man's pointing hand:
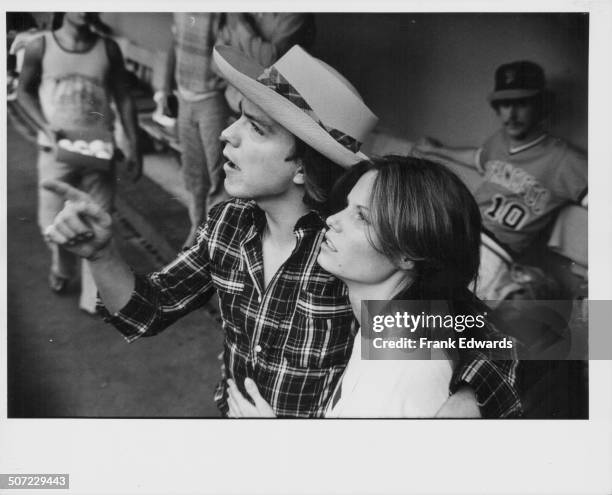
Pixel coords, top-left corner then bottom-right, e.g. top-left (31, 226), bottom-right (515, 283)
top-left (42, 179), bottom-right (114, 260)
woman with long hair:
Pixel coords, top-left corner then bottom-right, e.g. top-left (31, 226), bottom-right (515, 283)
top-left (227, 155), bottom-right (506, 417)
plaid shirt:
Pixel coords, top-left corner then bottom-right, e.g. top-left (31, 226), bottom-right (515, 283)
top-left (173, 13), bottom-right (226, 96)
top-left (101, 200), bottom-right (522, 418)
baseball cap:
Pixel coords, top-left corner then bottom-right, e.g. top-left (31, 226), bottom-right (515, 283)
top-left (488, 60), bottom-right (546, 103)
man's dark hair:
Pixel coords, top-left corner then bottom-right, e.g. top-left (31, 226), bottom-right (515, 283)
top-left (285, 138), bottom-right (345, 214)
top-left (51, 12), bottom-right (65, 30)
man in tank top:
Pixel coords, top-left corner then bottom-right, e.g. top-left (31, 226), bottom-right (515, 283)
top-left (17, 12), bottom-right (141, 311)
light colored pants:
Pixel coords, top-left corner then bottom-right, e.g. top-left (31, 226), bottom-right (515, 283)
top-left (37, 148), bottom-right (114, 309)
top-left (177, 93), bottom-right (230, 246)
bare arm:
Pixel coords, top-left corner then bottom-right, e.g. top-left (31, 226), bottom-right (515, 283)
top-left (220, 13), bottom-right (314, 66)
top-left (88, 243), bottom-right (136, 314)
top-left (412, 137), bottom-right (482, 173)
top-left (17, 35), bottom-right (55, 143)
top-left (105, 37), bottom-right (142, 181)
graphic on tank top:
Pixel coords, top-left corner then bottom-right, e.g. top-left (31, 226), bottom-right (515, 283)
top-left (38, 33), bottom-right (114, 138)
top-left (40, 73), bottom-right (113, 132)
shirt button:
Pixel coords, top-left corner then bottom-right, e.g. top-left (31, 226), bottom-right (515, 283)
top-left (254, 345), bottom-right (262, 354)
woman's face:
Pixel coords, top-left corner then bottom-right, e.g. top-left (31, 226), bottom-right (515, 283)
top-left (318, 170), bottom-right (403, 285)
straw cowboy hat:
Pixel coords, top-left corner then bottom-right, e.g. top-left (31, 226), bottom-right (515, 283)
top-left (213, 45), bottom-right (378, 168)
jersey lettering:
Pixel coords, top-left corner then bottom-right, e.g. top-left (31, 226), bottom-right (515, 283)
top-left (503, 204), bottom-right (527, 228)
top-left (485, 194), bottom-right (529, 230)
top-left (483, 160), bottom-right (551, 214)
top-left (485, 194), bottom-right (505, 221)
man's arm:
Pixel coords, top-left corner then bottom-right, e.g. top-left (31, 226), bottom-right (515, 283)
top-left (448, 357), bottom-right (522, 418)
top-left (412, 137), bottom-right (483, 173)
top-left (556, 147), bottom-right (588, 210)
top-left (219, 13), bottom-right (314, 67)
top-left (90, 243), bottom-right (137, 313)
top-left (105, 37), bottom-right (142, 181)
top-left (42, 180), bottom-right (216, 340)
top-left (17, 35), bottom-right (56, 144)
top-left (42, 180), bottom-right (135, 313)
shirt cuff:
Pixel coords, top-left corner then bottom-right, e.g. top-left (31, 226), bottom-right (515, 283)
top-left (450, 358), bottom-right (523, 418)
top-left (97, 274), bottom-right (161, 342)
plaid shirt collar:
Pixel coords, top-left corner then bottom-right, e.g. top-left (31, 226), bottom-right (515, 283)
top-left (242, 200), bottom-right (327, 235)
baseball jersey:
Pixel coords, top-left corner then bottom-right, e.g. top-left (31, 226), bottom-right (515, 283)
top-left (474, 130), bottom-right (587, 255)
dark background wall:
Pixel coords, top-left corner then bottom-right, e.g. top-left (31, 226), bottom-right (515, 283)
top-left (99, 13), bottom-right (588, 150)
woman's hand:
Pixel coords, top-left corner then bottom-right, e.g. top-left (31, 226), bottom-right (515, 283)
top-left (227, 378), bottom-right (276, 418)
top-left (434, 386), bottom-right (481, 418)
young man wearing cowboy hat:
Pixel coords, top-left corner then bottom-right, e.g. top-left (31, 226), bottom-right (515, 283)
top-left (42, 46), bottom-right (521, 418)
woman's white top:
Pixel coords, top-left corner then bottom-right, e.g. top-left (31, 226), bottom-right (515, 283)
top-left (326, 330), bottom-right (453, 418)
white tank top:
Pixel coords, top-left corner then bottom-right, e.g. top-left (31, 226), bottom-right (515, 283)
top-left (38, 31), bottom-right (115, 144)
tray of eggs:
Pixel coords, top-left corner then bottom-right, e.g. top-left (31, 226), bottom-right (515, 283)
top-left (55, 137), bottom-right (115, 171)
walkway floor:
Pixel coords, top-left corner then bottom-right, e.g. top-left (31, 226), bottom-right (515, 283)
top-left (7, 118), bottom-right (224, 418)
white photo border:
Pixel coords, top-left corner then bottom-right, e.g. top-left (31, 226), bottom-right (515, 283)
top-left (1, 1), bottom-right (611, 494)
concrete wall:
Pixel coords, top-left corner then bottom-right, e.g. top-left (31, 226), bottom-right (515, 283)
top-left (101, 12), bottom-right (588, 151)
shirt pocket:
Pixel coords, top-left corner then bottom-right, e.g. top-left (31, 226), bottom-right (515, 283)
top-left (210, 267), bottom-right (246, 337)
top-left (281, 290), bottom-right (354, 370)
